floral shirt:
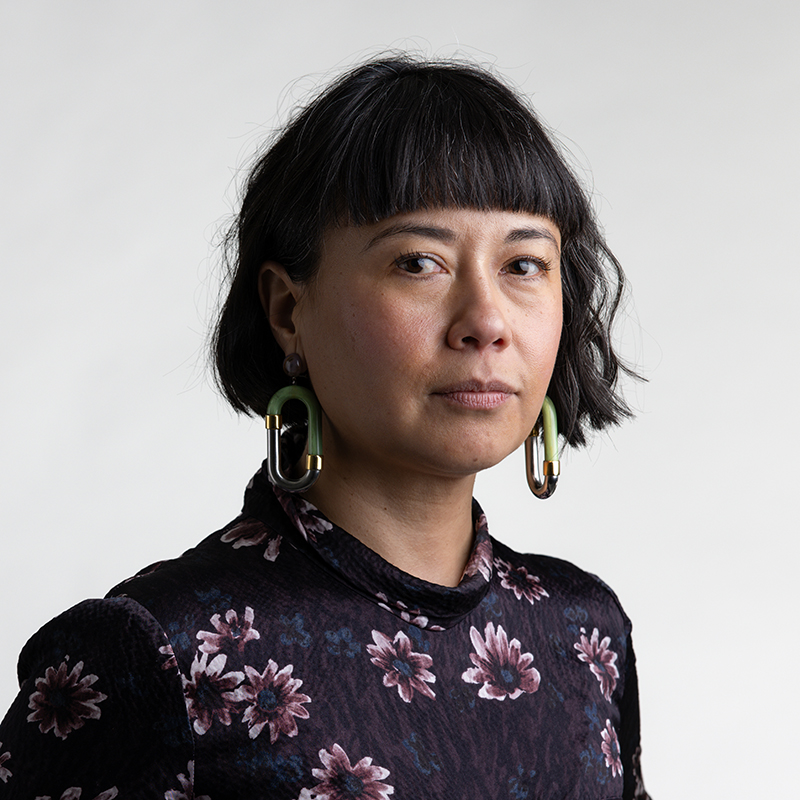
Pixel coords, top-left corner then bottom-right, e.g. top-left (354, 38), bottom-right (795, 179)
top-left (0, 466), bottom-right (650, 799)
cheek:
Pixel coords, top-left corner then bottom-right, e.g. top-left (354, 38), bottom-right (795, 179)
top-left (303, 288), bottom-right (437, 402)
top-left (340, 294), bottom-right (436, 373)
top-left (547, 303), bottom-right (564, 366)
top-left (541, 285), bottom-right (563, 367)
top-left (521, 298), bottom-right (562, 368)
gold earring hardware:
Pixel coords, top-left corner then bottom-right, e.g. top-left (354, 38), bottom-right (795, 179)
top-left (525, 396), bottom-right (560, 499)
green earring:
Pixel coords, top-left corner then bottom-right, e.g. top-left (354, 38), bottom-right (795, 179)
top-left (264, 354), bottom-right (323, 492)
top-left (525, 396), bottom-right (560, 499)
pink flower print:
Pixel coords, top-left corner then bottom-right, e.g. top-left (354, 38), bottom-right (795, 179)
top-left (574, 627), bottom-right (619, 701)
top-left (239, 660), bottom-right (311, 742)
top-left (275, 489), bottom-right (333, 543)
top-left (0, 742), bottom-right (10, 783)
top-left (462, 622), bottom-right (541, 701)
top-left (293, 497), bottom-right (333, 538)
top-left (367, 630), bottom-right (436, 703)
top-left (220, 518), bottom-right (281, 561)
top-left (164, 761), bottom-right (211, 800)
top-left (220, 519), bottom-right (269, 548)
top-left (164, 766), bottom-right (191, 800)
top-left (159, 642), bottom-right (178, 671)
top-left (264, 535), bottom-right (281, 561)
top-left (601, 719), bottom-right (623, 777)
top-left (374, 593), bottom-right (443, 631)
top-left (494, 558), bottom-right (549, 604)
top-left (463, 535), bottom-right (493, 582)
top-left (27, 659), bottom-right (107, 740)
top-left (182, 652), bottom-right (243, 735)
top-left (197, 606), bottom-right (260, 655)
top-left (34, 790), bottom-right (119, 800)
top-left (304, 743), bottom-right (394, 800)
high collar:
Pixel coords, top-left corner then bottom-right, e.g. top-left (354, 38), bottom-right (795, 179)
top-left (243, 464), bottom-right (494, 631)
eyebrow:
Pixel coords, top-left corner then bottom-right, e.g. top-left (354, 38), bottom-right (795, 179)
top-left (504, 226), bottom-right (561, 253)
top-left (363, 224), bottom-right (455, 251)
top-left (363, 223), bottom-right (560, 253)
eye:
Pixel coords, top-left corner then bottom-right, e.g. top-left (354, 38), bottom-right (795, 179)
top-left (395, 253), bottom-right (441, 275)
top-left (505, 257), bottom-right (549, 277)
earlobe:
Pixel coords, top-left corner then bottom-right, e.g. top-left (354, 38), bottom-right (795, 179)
top-left (258, 261), bottom-right (303, 357)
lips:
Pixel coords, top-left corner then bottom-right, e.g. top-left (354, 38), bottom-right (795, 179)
top-left (432, 380), bottom-right (515, 410)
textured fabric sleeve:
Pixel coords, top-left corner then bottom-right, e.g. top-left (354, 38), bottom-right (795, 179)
top-left (619, 635), bottom-right (651, 800)
top-left (0, 597), bottom-right (195, 799)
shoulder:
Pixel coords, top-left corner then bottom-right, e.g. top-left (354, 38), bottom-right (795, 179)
top-left (104, 478), bottom-right (310, 621)
top-left (102, 510), bottom-right (300, 678)
top-left (15, 596), bottom-right (186, 720)
top-left (490, 537), bottom-right (632, 639)
top-left (2, 597), bottom-right (193, 795)
top-left (106, 513), bottom-right (284, 611)
top-left (17, 596), bottom-right (175, 678)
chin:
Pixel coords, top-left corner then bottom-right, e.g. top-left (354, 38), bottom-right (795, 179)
top-left (427, 447), bottom-right (515, 478)
top-left (386, 425), bottom-right (525, 479)
top-left (440, 430), bottom-right (524, 467)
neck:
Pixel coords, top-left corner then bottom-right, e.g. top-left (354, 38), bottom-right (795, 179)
top-left (303, 463), bottom-right (476, 588)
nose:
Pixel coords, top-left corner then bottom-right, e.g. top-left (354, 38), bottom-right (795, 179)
top-left (446, 270), bottom-right (511, 351)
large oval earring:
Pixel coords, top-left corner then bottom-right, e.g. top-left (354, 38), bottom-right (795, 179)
top-left (264, 354), bottom-right (323, 492)
top-left (525, 396), bottom-right (560, 499)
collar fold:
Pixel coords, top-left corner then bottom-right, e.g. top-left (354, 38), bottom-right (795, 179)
top-left (243, 464), bottom-right (493, 631)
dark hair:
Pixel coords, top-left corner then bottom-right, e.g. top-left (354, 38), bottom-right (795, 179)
top-left (213, 55), bottom-right (637, 447)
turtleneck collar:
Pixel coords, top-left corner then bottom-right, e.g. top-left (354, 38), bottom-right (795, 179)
top-left (242, 465), bottom-right (493, 631)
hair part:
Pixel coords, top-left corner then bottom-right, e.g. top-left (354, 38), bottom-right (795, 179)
top-left (212, 55), bottom-right (639, 447)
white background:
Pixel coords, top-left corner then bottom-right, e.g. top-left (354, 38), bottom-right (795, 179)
top-left (2, 2), bottom-right (797, 796)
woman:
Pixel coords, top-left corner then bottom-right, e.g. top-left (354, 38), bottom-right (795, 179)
top-left (0, 56), bottom-right (648, 799)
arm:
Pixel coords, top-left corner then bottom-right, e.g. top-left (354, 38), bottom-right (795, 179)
top-left (619, 635), bottom-right (652, 800)
top-left (0, 597), bottom-right (194, 798)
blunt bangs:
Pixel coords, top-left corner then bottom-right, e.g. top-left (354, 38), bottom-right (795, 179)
top-left (318, 63), bottom-right (587, 240)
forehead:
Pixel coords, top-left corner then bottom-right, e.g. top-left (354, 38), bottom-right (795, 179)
top-left (325, 207), bottom-right (562, 255)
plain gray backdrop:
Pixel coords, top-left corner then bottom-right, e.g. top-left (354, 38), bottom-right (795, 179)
top-left (2, 2), bottom-right (797, 796)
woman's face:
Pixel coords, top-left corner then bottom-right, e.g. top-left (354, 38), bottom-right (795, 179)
top-left (286, 207), bottom-right (562, 484)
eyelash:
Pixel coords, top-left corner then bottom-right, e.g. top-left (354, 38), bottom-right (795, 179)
top-left (393, 251), bottom-right (552, 276)
top-left (393, 251), bottom-right (441, 275)
top-left (506, 257), bottom-right (552, 276)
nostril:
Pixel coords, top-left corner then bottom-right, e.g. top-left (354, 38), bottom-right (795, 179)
top-left (458, 332), bottom-right (507, 349)
top-left (446, 289), bottom-right (512, 350)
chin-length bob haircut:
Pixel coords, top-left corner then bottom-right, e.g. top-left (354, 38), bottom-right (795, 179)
top-left (213, 55), bottom-right (637, 448)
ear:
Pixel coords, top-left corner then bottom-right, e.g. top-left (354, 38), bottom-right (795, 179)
top-left (258, 261), bottom-right (304, 358)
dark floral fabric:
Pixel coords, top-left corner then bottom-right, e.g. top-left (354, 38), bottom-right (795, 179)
top-left (0, 465), bottom-right (650, 799)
